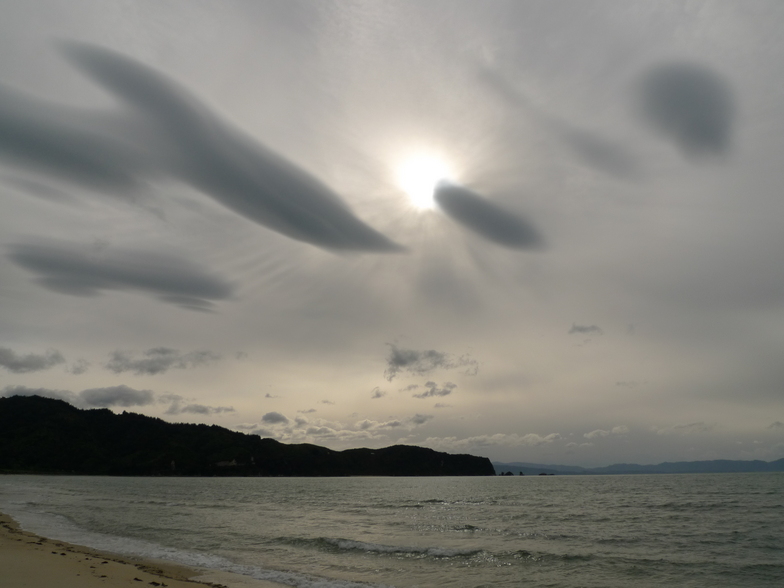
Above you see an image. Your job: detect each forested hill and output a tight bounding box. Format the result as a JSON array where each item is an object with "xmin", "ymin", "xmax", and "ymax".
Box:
[{"xmin": 0, "ymin": 395, "xmax": 495, "ymax": 476}]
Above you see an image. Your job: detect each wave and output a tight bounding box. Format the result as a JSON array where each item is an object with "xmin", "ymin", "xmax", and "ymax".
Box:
[{"xmin": 280, "ymin": 536, "xmax": 482, "ymax": 558}]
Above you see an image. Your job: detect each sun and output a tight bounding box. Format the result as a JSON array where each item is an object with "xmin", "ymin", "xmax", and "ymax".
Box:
[{"xmin": 396, "ymin": 153, "xmax": 454, "ymax": 209}]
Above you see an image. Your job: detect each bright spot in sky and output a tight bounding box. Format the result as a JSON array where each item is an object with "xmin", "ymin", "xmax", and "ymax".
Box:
[{"xmin": 396, "ymin": 154, "xmax": 454, "ymax": 209}]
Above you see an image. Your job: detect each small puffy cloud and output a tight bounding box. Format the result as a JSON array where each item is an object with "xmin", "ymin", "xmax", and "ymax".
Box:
[
  {"xmin": 0, "ymin": 347, "xmax": 65, "ymax": 373},
  {"xmin": 80, "ymin": 385, "xmax": 154, "ymax": 407},
  {"xmin": 297, "ymin": 408, "xmax": 316, "ymax": 414},
  {"xmin": 320, "ymin": 399, "xmax": 335, "ymax": 405},
  {"xmin": 412, "ymin": 381, "xmax": 457, "ymax": 399},
  {"xmin": 370, "ymin": 387, "xmax": 386, "ymax": 399},
  {"xmin": 410, "ymin": 413, "xmax": 434, "ymax": 425},
  {"xmin": 569, "ymin": 324, "xmax": 603, "ymax": 335},
  {"xmin": 583, "ymin": 425, "xmax": 628, "ymax": 440},
  {"xmin": 294, "ymin": 416, "xmax": 309, "ymax": 427},
  {"xmin": 261, "ymin": 411, "xmax": 289, "ymax": 425},
  {"xmin": 106, "ymin": 348, "xmax": 220, "ymax": 375},
  {"xmin": 433, "ymin": 403, "xmax": 451, "ymax": 408},
  {"xmin": 384, "ymin": 344, "xmax": 478, "ymax": 381}
]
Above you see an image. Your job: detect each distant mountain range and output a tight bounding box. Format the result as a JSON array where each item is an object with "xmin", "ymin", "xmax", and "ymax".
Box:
[
  {"xmin": 493, "ymin": 458, "xmax": 784, "ymax": 476},
  {"xmin": 0, "ymin": 395, "xmax": 495, "ymax": 476}
]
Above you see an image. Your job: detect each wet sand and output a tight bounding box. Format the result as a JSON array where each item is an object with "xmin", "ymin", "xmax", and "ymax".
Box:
[{"xmin": 0, "ymin": 511, "xmax": 286, "ymax": 588}]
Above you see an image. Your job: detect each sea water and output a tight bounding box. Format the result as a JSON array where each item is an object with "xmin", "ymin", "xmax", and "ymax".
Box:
[{"xmin": 0, "ymin": 473, "xmax": 782, "ymax": 587}]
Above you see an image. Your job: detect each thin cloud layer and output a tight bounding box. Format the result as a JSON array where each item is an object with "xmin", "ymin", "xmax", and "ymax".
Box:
[
  {"xmin": 60, "ymin": 42, "xmax": 402, "ymax": 252},
  {"xmin": 434, "ymin": 182, "xmax": 543, "ymax": 249},
  {"xmin": 637, "ymin": 62, "xmax": 735, "ymax": 156},
  {"xmin": 106, "ymin": 348, "xmax": 220, "ymax": 375},
  {"xmin": 7, "ymin": 240, "xmax": 233, "ymax": 311},
  {"xmin": 569, "ymin": 324, "xmax": 604, "ymax": 335},
  {"xmin": 0, "ymin": 347, "xmax": 65, "ymax": 373},
  {"xmin": 384, "ymin": 344, "xmax": 479, "ymax": 381}
]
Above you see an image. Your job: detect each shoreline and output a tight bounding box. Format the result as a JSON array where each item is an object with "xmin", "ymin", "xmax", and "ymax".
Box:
[{"xmin": 0, "ymin": 510, "xmax": 287, "ymax": 588}]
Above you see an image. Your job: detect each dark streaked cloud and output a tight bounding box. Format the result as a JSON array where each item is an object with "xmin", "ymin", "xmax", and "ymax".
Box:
[
  {"xmin": 106, "ymin": 347, "xmax": 220, "ymax": 375},
  {"xmin": 569, "ymin": 324, "xmax": 604, "ymax": 335},
  {"xmin": 60, "ymin": 42, "xmax": 402, "ymax": 252},
  {"xmin": 8, "ymin": 240, "xmax": 233, "ymax": 312},
  {"xmin": 384, "ymin": 344, "xmax": 479, "ymax": 381},
  {"xmin": 412, "ymin": 381, "xmax": 456, "ymax": 399},
  {"xmin": 434, "ymin": 182, "xmax": 543, "ymax": 249},
  {"xmin": 477, "ymin": 66, "xmax": 641, "ymax": 180},
  {"xmin": 261, "ymin": 411, "xmax": 289, "ymax": 425},
  {"xmin": 370, "ymin": 387, "xmax": 386, "ymax": 399},
  {"xmin": 0, "ymin": 82, "xmax": 151, "ymax": 193},
  {"xmin": 79, "ymin": 385, "xmax": 154, "ymax": 407},
  {"xmin": 637, "ymin": 62, "xmax": 735, "ymax": 156},
  {"xmin": 0, "ymin": 347, "xmax": 65, "ymax": 373},
  {"xmin": 2, "ymin": 384, "xmax": 153, "ymax": 408}
]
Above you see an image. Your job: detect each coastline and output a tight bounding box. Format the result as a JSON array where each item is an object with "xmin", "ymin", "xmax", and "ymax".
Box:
[{"xmin": 0, "ymin": 510, "xmax": 287, "ymax": 588}]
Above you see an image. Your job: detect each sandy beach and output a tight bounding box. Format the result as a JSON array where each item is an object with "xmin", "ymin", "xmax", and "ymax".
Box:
[{"xmin": 0, "ymin": 511, "xmax": 286, "ymax": 588}]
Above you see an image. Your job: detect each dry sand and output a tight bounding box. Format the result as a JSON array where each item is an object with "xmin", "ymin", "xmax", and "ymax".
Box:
[{"xmin": 0, "ymin": 511, "xmax": 287, "ymax": 588}]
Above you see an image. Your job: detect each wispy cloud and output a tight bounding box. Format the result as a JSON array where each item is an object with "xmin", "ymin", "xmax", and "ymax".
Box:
[
  {"xmin": 106, "ymin": 348, "xmax": 220, "ymax": 375},
  {"xmin": 569, "ymin": 324, "xmax": 603, "ymax": 335},
  {"xmin": 412, "ymin": 381, "xmax": 456, "ymax": 399},
  {"xmin": 583, "ymin": 425, "xmax": 629, "ymax": 440},
  {"xmin": 384, "ymin": 344, "xmax": 478, "ymax": 381}
]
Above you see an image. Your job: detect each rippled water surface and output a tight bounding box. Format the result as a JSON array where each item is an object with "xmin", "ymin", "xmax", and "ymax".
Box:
[{"xmin": 1, "ymin": 473, "xmax": 783, "ymax": 587}]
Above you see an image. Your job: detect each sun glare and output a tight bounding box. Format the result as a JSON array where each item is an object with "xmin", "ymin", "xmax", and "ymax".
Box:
[{"xmin": 396, "ymin": 154, "xmax": 453, "ymax": 209}]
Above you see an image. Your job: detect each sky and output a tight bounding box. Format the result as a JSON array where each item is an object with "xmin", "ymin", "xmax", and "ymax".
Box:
[{"xmin": 2, "ymin": 0, "xmax": 784, "ymax": 467}]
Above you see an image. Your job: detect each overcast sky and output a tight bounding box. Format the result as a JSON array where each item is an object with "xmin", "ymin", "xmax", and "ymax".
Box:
[{"xmin": 2, "ymin": 0, "xmax": 784, "ymax": 466}]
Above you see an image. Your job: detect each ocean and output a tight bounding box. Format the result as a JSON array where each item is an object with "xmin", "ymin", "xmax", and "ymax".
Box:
[{"xmin": 0, "ymin": 473, "xmax": 782, "ymax": 587}]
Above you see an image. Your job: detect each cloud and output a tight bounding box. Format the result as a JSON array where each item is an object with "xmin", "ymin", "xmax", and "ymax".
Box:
[
  {"xmin": 370, "ymin": 387, "xmax": 386, "ymax": 399},
  {"xmin": 768, "ymin": 422, "xmax": 784, "ymax": 430},
  {"xmin": 298, "ymin": 408, "xmax": 316, "ymax": 414},
  {"xmin": 433, "ymin": 181, "xmax": 543, "ymax": 249},
  {"xmin": 424, "ymin": 432, "xmax": 561, "ymax": 452},
  {"xmin": 412, "ymin": 381, "xmax": 456, "ymax": 399},
  {"xmin": 410, "ymin": 413, "xmax": 434, "ymax": 425},
  {"xmin": 0, "ymin": 82, "xmax": 152, "ymax": 194},
  {"xmin": 60, "ymin": 42, "xmax": 402, "ymax": 252},
  {"xmin": 8, "ymin": 240, "xmax": 234, "ymax": 312},
  {"xmin": 79, "ymin": 385, "xmax": 154, "ymax": 407},
  {"xmin": 2, "ymin": 384, "xmax": 154, "ymax": 408},
  {"xmin": 583, "ymin": 425, "xmax": 628, "ymax": 440},
  {"xmin": 569, "ymin": 324, "xmax": 603, "ymax": 335},
  {"xmin": 261, "ymin": 411, "xmax": 289, "ymax": 425},
  {"xmin": 320, "ymin": 399, "xmax": 335, "ymax": 405},
  {"xmin": 637, "ymin": 62, "xmax": 735, "ymax": 156},
  {"xmin": 477, "ymin": 66, "xmax": 641, "ymax": 180},
  {"xmin": 654, "ymin": 422, "xmax": 715, "ymax": 436},
  {"xmin": 384, "ymin": 344, "xmax": 479, "ymax": 381},
  {"xmin": 0, "ymin": 347, "xmax": 65, "ymax": 373},
  {"xmin": 68, "ymin": 359, "xmax": 91, "ymax": 375},
  {"xmin": 1, "ymin": 385, "xmax": 75, "ymax": 403},
  {"xmin": 159, "ymin": 394, "xmax": 234, "ymax": 415},
  {"xmin": 105, "ymin": 347, "xmax": 220, "ymax": 375},
  {"xmin": 433, "ymin": 403, "xmax": 451, "ymax": 408}
]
